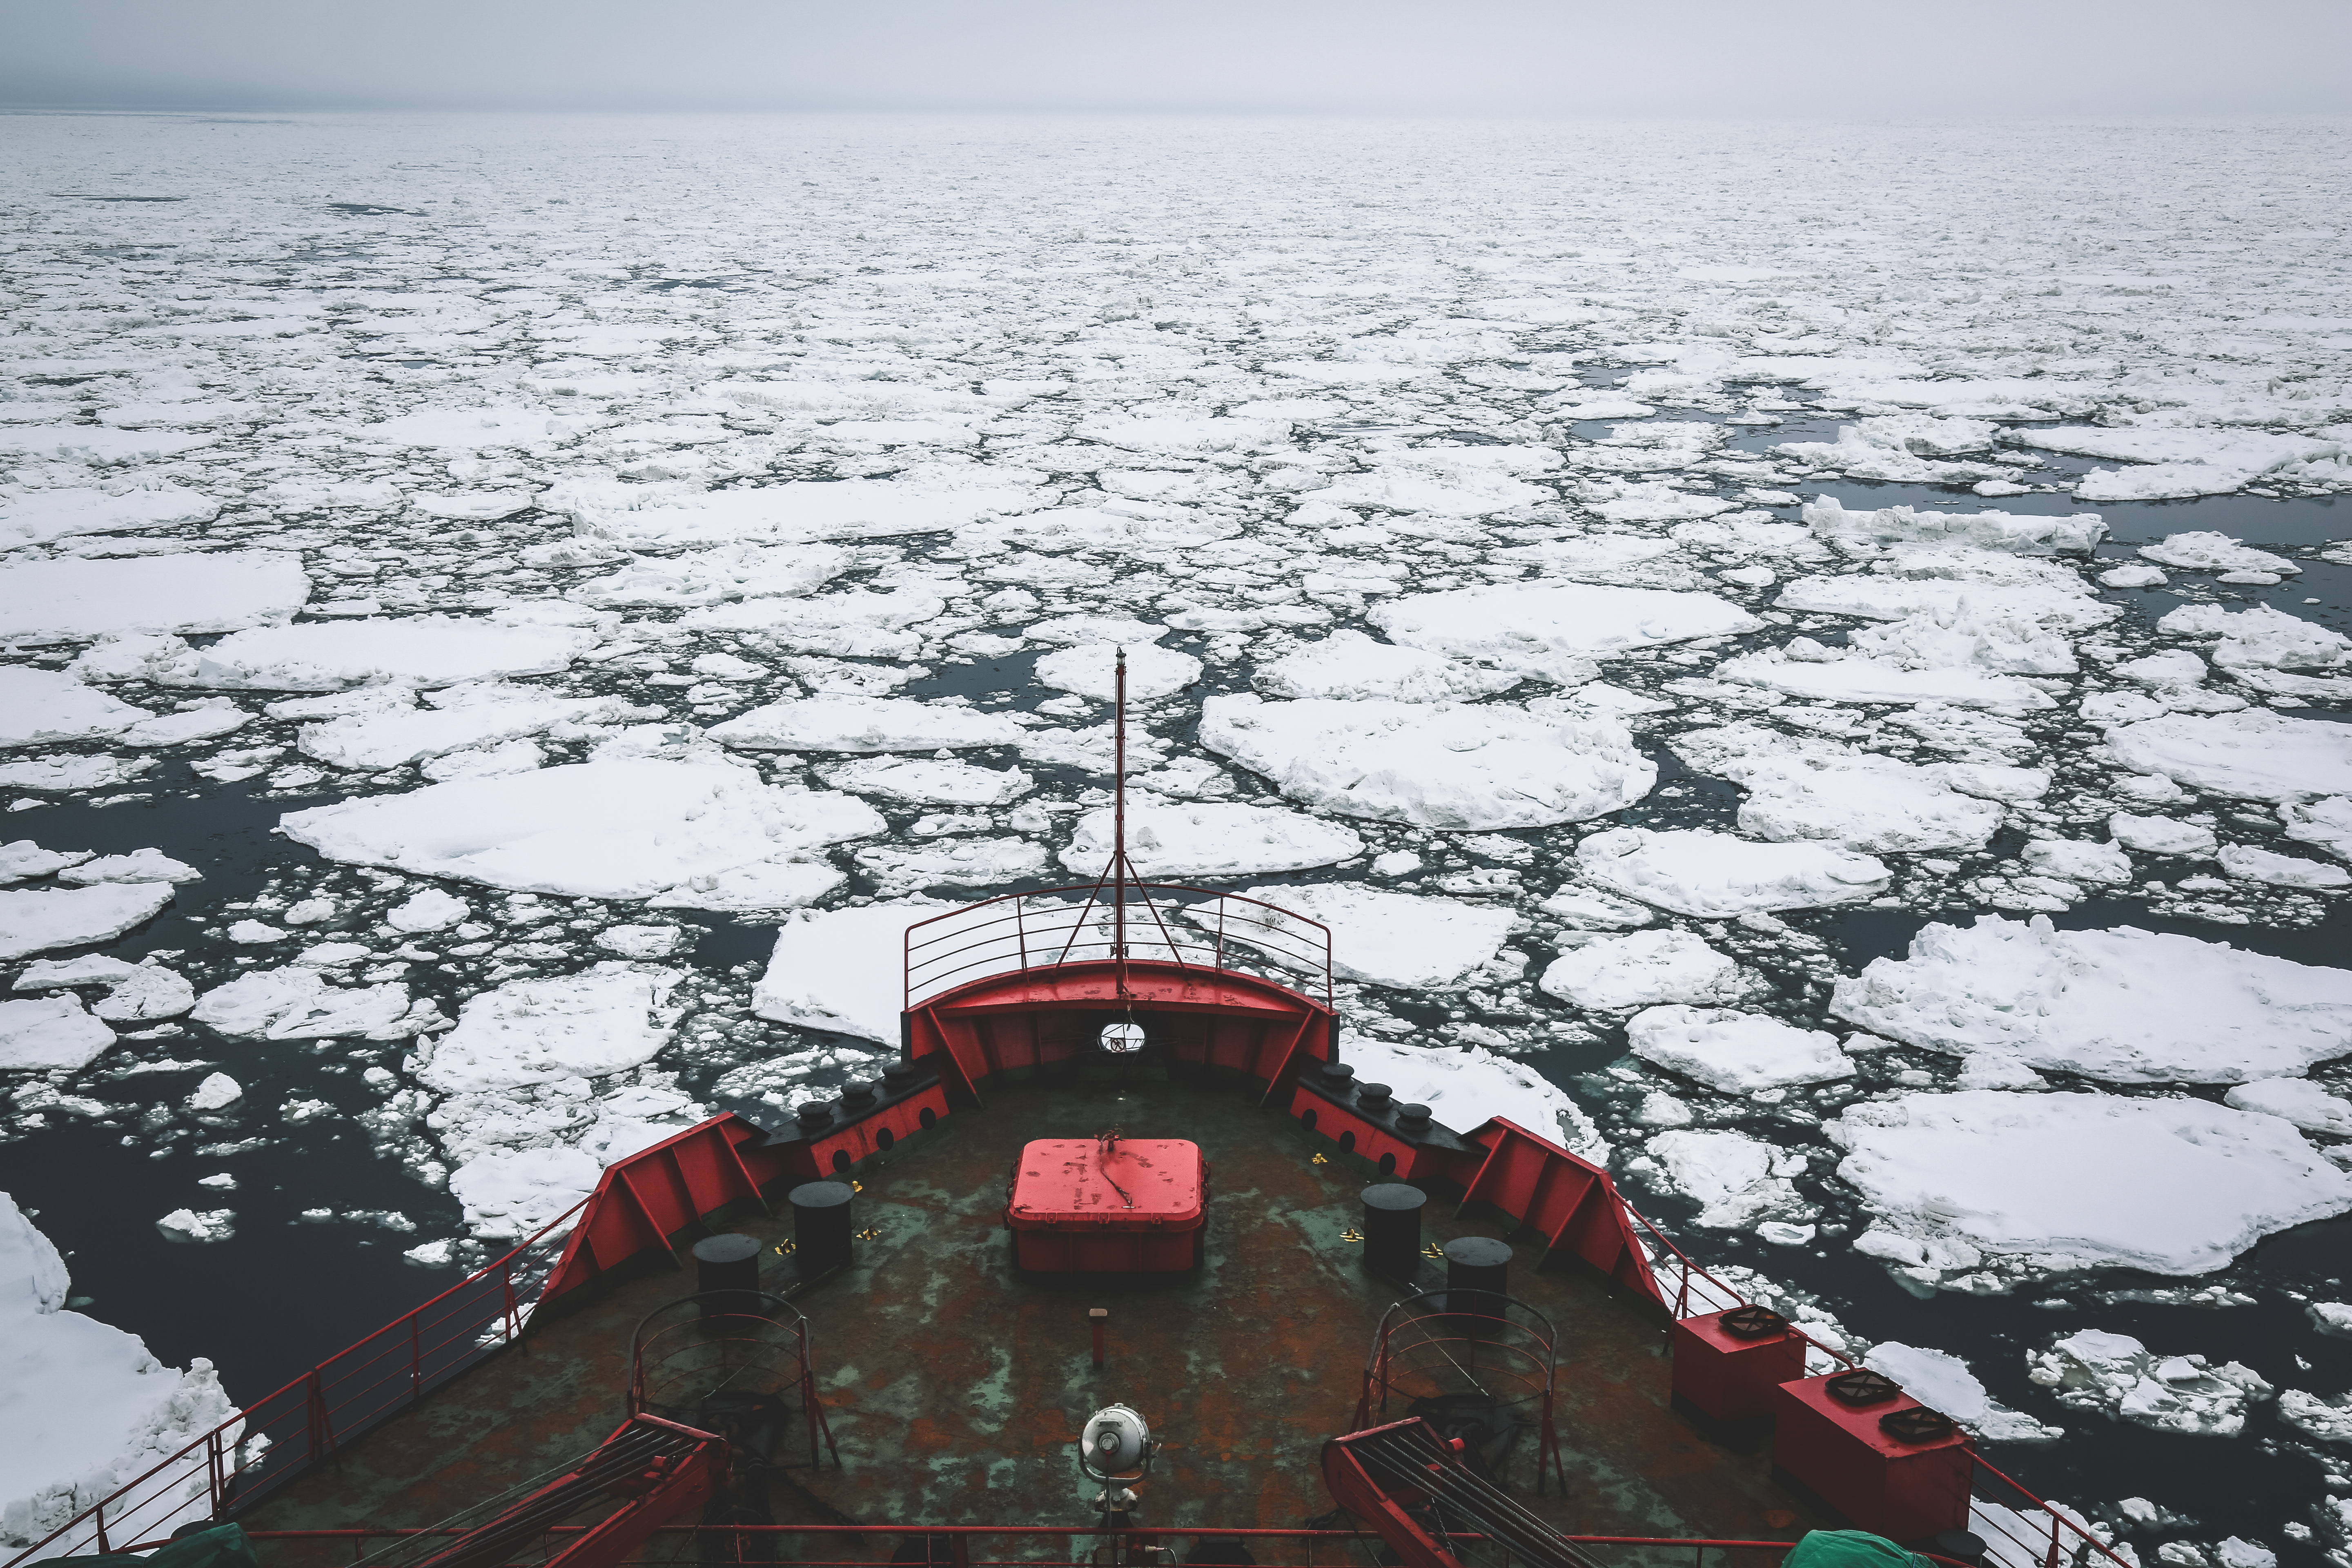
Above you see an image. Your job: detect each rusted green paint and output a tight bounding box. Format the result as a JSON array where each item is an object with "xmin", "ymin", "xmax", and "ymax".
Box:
[{"xmin": 241, "ymin": 1074, "xmax": 1820, "ymax": 1557}]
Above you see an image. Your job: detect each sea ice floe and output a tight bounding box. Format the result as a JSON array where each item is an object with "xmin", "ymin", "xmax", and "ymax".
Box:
[
  {"xmin": 710, "ymin": 695, "xmax": 1024, "ymax": 753},
  {"xmin": 1672, "ymin": 723, "xmax": 2005, "ymax": 851},
  {"xmin": 409, "ymin": 965, "xmax": 681, "ymax": 1093},
  {"xmin": 384, "ymin": 888, "xmax": 471, "ymax": 933},
  {"xmin": 0, "ymin": 667, "xmax": 154, "ymax": 747},
  {"xmin": 1625, "ymin": 1006, "xmax": 1855, "ymax": 1091},
  {"xmin": 1832, "ymin": 914, "xmax": 2352, "ymax": 1083},
  {"xmin": 1832, "ymin": 1091, "xmax": 2352, "ymax": 1289},
  {"xmin": 648, "ymin": 858, "xmax": 846, "ymax": 914},
  {"xmin": 0, "ymin": 842, "xmax": 95, "ymax": 884},
  {"xmin": 1199, "ymin": 695, "xmax": 1654, "ymax": 829},
  {"xmin": 0, "ymin": 552, "xmax": 308, "ymax": 643},
  {"xmin": 679, "ymin": 588, "xmax": 945, "ymax": 655},
  {"xmin": 56, "ymin": 849, "xmax": 200, "ymax": 886},
  {"xmin": 557, "ymin": 475, "xmax": 1040, "ymax": 548},
  {"xmin": 2102, "ymin": 710, "xmax": 2352, "ymax": 804},
  {"xmin": 1537, "ymin": 929, "xmax": 1757, "ymax": 1013},
  {"xmin": 1369, "ymin": 581, "xmax": 1762, "ymax": 683},
  {"xmin": 0, "ymin": 995, "xmax": 116, "ymax": 1070},
  {"xmin": 855, "ymin": 838, "xmax": 1049, "ymax": 896},
  {"xmin": 1642, "ymin": 1129, "xmax": 1809, "ymax": 1228},
  {"xmin": 1802, "ymin": 496, "xmax": 2104, "ymax": 557},
  {"xmin": 296, "ymin": 686, "xmax": 645, "ymax": 770},
  {"xmin": 2224, "ymin": 1078, "xmax": 2352, "ymax": 1136},
  {"xmin": 0, "ymin": 1193, "xmax": 236, "ymax": 1545},
  {"xmin": 2026, "ymin": 1328, "xmax": 2272, "ymax": 1435},
  {"xmin": 1214, "ymin": 882, "xmax": 1517, "ymax": 989},
  {"xmin": 2217, "ymin": 844, "xmax": 2350, "ymax": 890},
  {"xmin": 1862, "ymin": 1341, "xmax": 2062, "ymax": 1443},
  {"xmin": 1032, "ymin": 642, "xmax": 1201, "ymax": 703},
  {"xmin": 1711, "ymin": 646, "xmax": 2058, "ymax": 714},
  {"xmin": 2283, "ymin": 797, "xmax": 2352, "ymax": 862},
  {"xmin": 568, "ymin": 542, "xmax": 850, "ymax": 608},
  {"xmin": 2020, "ymin": 838, "xmax": 2134, "ymax": 886},
  {"xmin": 1775, "ymin": 570, "xmax": 2114, "ymax": 633},
  {"xmin": 596, "ymin": 924, "xmax": 684, "ymax": 959},
  {"xmin": 1339, "ymin": 1033, "xmax": 1607, "ymax": 1163},
  {"xmin": 814, "ymin": 756, "xmax": 1033, "ymax": 807},
  {"xmin": 2137, "ymin": 532, "xmax": 2301, "ymax": 575},
  {"xmin": 189, "ymin": 968, "xmax": 445, "ymax": 1042},
  {"xmin": 1059, "ymin": 800, "xmax": 1362, "ymax": 879},
  {"xmin": 279, "ymin": 759, "xmax": 884, "ymax": 900},
  {"xmin": 115, "ymin": 615, "xmax": 603, "ymax": 691},
  {"xmin": 2107, "ymin": 813, "xmax": 2218, "ymax": 857},
  {"xmin": 1574, "ymin": 828, "xmax": 1889, "ymax": 916},
  {"xmin": 186, "ymin": 1072, "xmax": 241, "ymax": 1111},
  {"xmin": 0, "ymin": 485, "xmax": 220, "ymax": 548},
  {"xmin": 1538, "ymin": 884, "xmax": 1657, "ymax": 929},
  {"xmin": 0, "ymin": 883, "xmax": 175, "ymax": 962},
  {"xmin": 754, "ymin": 901, "xmax": 955, "ymax": 1043}
]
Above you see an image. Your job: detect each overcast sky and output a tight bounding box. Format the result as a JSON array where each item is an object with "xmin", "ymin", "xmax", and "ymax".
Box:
[{"xmin": 3, "ymin": 0, "xmax": 2347, "ymax": 118}]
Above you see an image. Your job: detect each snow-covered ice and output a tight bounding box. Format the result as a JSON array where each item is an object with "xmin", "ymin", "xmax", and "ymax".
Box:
[
  {"xmin": 710, "ymin": 696, "xmax": 1024, "ymax": 753},
  {"xmin": 1625, "ymin": 1006, "xmax": 1855, "ymax": 1091},
  {"xmin": 0, "ymin": 552, "xmax": 307, "ymax": 644},
  {"xmin": 0, "ymin": 1193, "xmax": 235, "ymax": 1546},
  {"xmin": 2223, "ymin": 1078, "xmax": 2352, "ymax": 1136},
  {"xmin": 1219, "ymin": 882, "xmax": 1517, "ymax": 989},
  {"xmin": 0, "ymin": 884, "xmax": 175, "ymax": 962},
  {"xmin": 1863, "ymin": 1342, "xmax": 2063, "ymax": 1443},
  {"xmin": 1643, "ymin": 1129, "xmax": 1808, "ymax": 1229},
  {"xmin": 0, "ymin": 996, "xmax": 116, "ymax": 1071},
  {"xmin": 1369, "ymin": 581, "xmax": 1762, "ymax": 682},
  {"xmin": 118, "ymin": 615, "xmax": 602, "ymax": 692},
  {"xmin": 815, "ymin": 756, "xmax": 1032, "ymax": 807},
  {"xmin": 1832, "ymin": 915, "xmax": 2352, "ymax": 1083},
  {"xmin": 1199, "ymin": 695, "xmax": 1654, "ymax": 829},
  {"xmin": 279, "ymin": 760, "xmax": 884, "ymax": 899},
  {"xmin": 753, "ymin": 902, "xmax": 952, "ymax": 1044},
  {"xmin": 0, "ymin": 667, "xmax": 154, "ymax": 747},
  {"xmin": 1254, "ymin": 631, "xmax": 1522, "ymax": 704},
  {"xmin": 1058, "ymin": 800, "xmax": 1362, "ymax": 879},
  {"xmin": 2103, "ymin": 710, "xmax": 2352, "ymax": 803},
  {"xmin": 1832, "ymin": 1091, "xmax": 2352, "ymax": 1288},
  {"xmin": 1574, "ymin": 827, "xmax": 1889, "ymax": 916},
  {"xmin": 2026, "ymin": 1329, "xmax": 2271, "ymax": 1436},
  {"xmin": 1537, "ymin": 929, "xmax": 1757, "ymax": 1012},
  {"xmin": 1672, "ymin": 723, "xmax": 2004, "ymax": 851},
  {"xmin": 190, "ymin": 968, "xmax": 443, "ymax": 1042}
]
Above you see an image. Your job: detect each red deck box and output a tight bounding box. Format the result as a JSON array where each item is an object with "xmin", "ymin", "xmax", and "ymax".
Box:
[
  {"xmin": 1007, "ymin": 1138, "xmax": 1205, "ymax": 1272},
  {"xmin": 1772, "ymin": 1372, "xmax": 1972, "ymax": 1542},
  {"xmin": 1672, "ymin": 1309, "xmax": 1806, "ymax": 1421}
]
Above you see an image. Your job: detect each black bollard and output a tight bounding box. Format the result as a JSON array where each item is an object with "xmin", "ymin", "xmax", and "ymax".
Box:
[
  {"xmin": 1443, "ymin": 1235, "xmax": 1512, "ymax": 1340},
  {"xmin": 1361, "ymin": 1183, "xmax": 1426, "ymax": 1284},
  {"xmin": 789, "ymin": 1180, "xmax": 855, "ymax": 1277},
  {"xmin": 691, "ymin": 1232, "xmax": 765, "ymax": 1317}
]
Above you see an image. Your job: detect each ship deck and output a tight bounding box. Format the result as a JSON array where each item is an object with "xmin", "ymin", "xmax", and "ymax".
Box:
[{"xmin": 241, "ymin": 1070, "xmax": 1823, "ymax": 1559}]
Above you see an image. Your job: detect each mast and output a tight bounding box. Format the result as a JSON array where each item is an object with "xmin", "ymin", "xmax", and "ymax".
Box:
[{"xmin": 1112, "ymin": 646, "xmax": 1129, "ymax": 1000}]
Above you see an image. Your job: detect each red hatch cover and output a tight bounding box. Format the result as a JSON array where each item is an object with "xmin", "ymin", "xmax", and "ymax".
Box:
[{"xmin": 1009, "ymin": 1138, "xmax": 1204, "ymax": 1232}]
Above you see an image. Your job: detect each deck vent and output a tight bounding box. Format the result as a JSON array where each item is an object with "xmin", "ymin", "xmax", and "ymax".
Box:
[
  {"xmin": 1879, "ymin": 1405, "xmax": 1958, "ymax": 1444},
  {"xmin": 1825, "ymin": 1368, "xmax": 1900, "ymax": 1406},
  {"xmin": 1720, "ymin": 1305, "xmax": 1789, "ymax": 1339}
]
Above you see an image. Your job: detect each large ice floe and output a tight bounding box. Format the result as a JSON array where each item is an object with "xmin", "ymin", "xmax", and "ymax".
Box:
[
  {"xmin": 1199, "ymin": 695, "xmax": 1653, "ymax": 829},
  {"xmin": 0, "ymin": 1192, "xmax": 235, "ymax": 1550},
  {"xmin": 1625, "ymin": 1006, "xmax": 1856, "ymax": 1091},
  {"xmin": 87, "ymin": 616, "xmax": 603, "ymax": 692},
  {"xmin": 0, "ymin": 551, "xmax": 308, "ymax": 643},
  {"xmin": 1830, "ymin": 1091, "xmax": 2352, "ymax": 1291},
  {"xmin": 1573, "ymin": 827, "xmax": 1889, "ymax": 916},
  {"xmin": 1218, "ymin": 882, "xmax": 1517, "ymax": 989},
  {"xmin": 1862, "ymin": 1342, "xmax": 2062, "ymax": 1443},
  {"xmin": 1058, "ymin": 801, "xmax": 1361, "ymax": 879},
  {"xmin": 408, "ymin": 965, "xmax": 699, "ymax": 1239},
  {"xmin": 753, "ymin": 902, "xmax": 953, "ymax": 1043},
  {"xmin": 1342, "ymin": 1033, "xmax": 1603, "ymax": 1160},
  {"xmin": 1537, "ymin": 929, "xmax": 1757, "ymax": 1012},
  {"xmin": 1831, "ymin": 914, "xmax": 2352, "ymax": 1083},
  {"xmin": 1641, "ymin": 1129, "xmax": 1809, "ymax": 1229},
  {"xmin": 710, "ymin": 696, "xmax": 1025, "ymax": 753},
  {"xmin": 1253, "ymin": 631, "xmax": 1522, "ymax": 703},
  {"xmin": 1670, "ymin": 723, "xmax": 2009, "ymax": 851},
  {"xmin": 2100, "ymin": 710, "xmax": 2352, "ymax": 802},
  {"xmin": 0, "ymin": 667, "xmax": 156, "ymax": 747},
  {"xmin": 1368, "ymin": 581, "xmax": 1761, "ymax": 683},
  {"xmin": 279, "ymin": 760, "xmax": 884, "ymax": 899}
]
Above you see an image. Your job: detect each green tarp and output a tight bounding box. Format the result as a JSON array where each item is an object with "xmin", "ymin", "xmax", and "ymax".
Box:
[
  {"xmin": 56, "ymin": 1520, "xmax": 258, "ymax": 1568},
  {"xmin": 1785, "ymin": 1528, "xmax": 1933, "ymax": 1568}
]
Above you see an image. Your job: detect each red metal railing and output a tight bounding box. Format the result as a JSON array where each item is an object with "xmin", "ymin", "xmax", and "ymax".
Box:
[
  {"xmin": 230, "ymin": 1528, "xmax": 1893, "ymax": 1568},
  {"xmin": 904, "ymin": 882, "xmax": 1334, "ymax": 1008},
  {"xmin": 1624, "ymin": 1208, "xmax": 2128, "ymax": 1568},
  {"xmin": 3, "ymin": 1199, "xmax": 589, "ymax": 1568}
]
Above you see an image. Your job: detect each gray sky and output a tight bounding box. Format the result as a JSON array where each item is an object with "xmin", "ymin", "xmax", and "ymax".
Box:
[{"xmin": 3, "ymin": 0, "xmax": 2347, "ymax": 117}]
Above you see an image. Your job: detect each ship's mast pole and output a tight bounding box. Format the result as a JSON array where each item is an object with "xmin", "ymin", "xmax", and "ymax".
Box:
[{"xmin": 1113, "ymin": 646, "xmax": 1129, "ymax": 1000}]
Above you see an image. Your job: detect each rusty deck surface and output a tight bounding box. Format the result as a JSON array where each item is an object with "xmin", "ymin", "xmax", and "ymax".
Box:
[{"xmin": 242, "ymin": 1071, "xmax": 1820, "ymax": 1553}]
